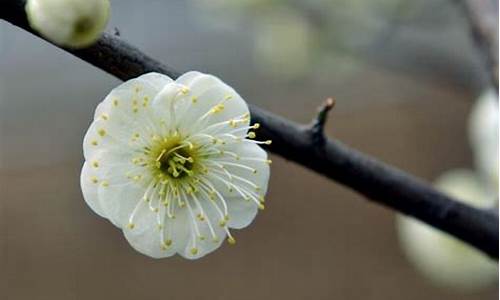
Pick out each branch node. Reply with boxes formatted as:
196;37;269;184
310;97;335;145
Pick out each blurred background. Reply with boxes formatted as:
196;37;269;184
0;0;498;299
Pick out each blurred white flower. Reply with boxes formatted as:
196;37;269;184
397;170;497;291
81;71;271;259
253;7;316;80
25;0;110;48
468;89;499;194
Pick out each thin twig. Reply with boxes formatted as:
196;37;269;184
310;97;335;146
1;0;498;258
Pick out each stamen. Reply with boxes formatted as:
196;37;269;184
198;178;229;216
191;190;219;241
213;160;257;173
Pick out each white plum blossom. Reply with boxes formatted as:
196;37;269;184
468;89;499;195
81;71;271;259
397;170;497;291
26;0;110;48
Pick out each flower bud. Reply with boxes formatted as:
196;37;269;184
25;0;110;48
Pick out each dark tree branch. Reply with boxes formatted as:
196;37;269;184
1;0;498;258
455;0;499;90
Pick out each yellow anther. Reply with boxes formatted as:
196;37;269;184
164;240;172;247
112;99;119;106
91;140;98;146
247;132;256;139
253;123;260;129
157;224;163;230
127;223;135;229
92;161;99;168
132;107;139;113
100;113;109;121
134;86;142;93
227;236;236;245
191;96;198;103
224;94;233;100
266;159;272;164
180;86;189;94
219;219;227;227
199;236;206;241
258;203;265;210
97;128;106;137
190;247;198;255
90;176;99;184
211;104;225;113
252;169;257;174
101;180;109;187
153;207;159;213
264;140;272;145
229;119;237;128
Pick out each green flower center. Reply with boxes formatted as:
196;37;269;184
147;134;200;181
158;146;194;179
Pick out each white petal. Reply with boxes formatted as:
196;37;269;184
123;204;182;258
80;162;107;218
217;142;269;229
97;181;144;228
149;82;189;131
223;142;270;195
82;119;133;160
177;196;226;259
176;70;204;86
92;73;172;138
225;196;259;230
137;72;174;90
152;72;250;135
170;208;191;254
92;150;151;227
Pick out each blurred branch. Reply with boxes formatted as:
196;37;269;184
1;0;498;259
455;0;499;90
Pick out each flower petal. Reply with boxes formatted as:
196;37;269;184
177;195;226;259
216;142;270;229
152;72;250;136
91;73;173;143
123;204;186;258
80;161;107;218
225;196;259;230
91;149;151;227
